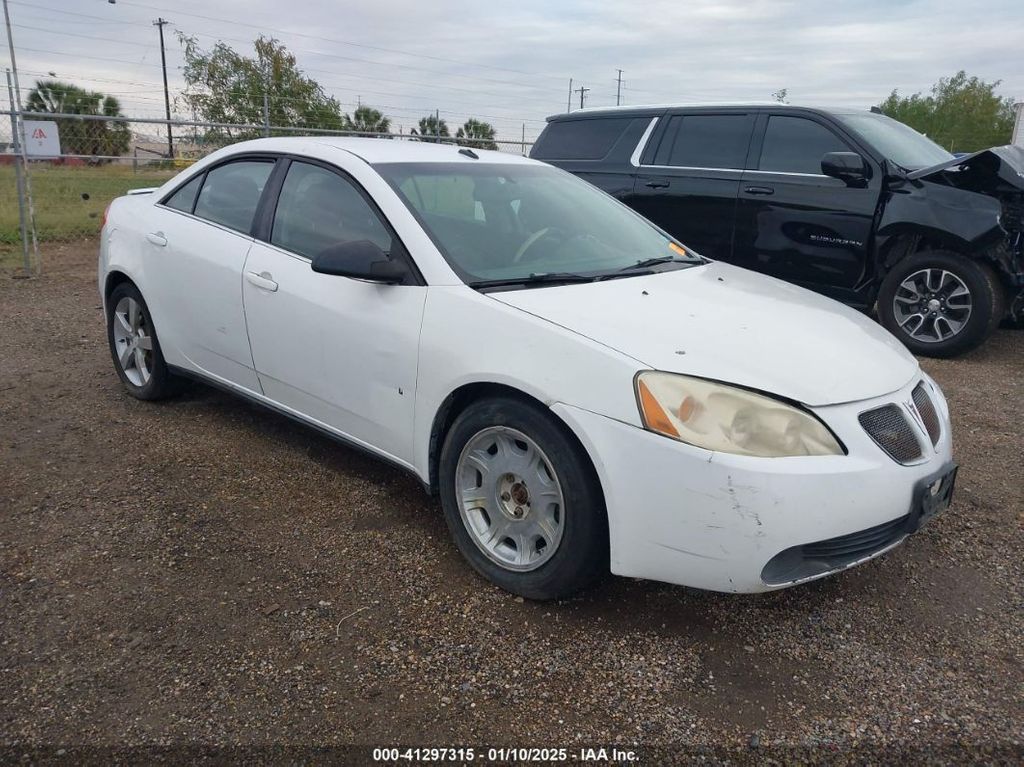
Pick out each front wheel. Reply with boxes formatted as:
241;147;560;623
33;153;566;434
438;397;608;600
877;251;1005;358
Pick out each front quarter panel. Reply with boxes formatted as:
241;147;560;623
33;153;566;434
413;286;645;480
878;181;1005;254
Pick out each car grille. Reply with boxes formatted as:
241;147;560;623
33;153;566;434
858;404;922;464
761;514;910;585
911;383;941;446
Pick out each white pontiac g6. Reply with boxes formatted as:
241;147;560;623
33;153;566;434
99;138;956;599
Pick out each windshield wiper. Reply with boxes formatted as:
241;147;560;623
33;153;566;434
469;272;596;290
618;255;691;271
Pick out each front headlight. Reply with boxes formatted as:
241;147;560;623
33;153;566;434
635;371;844;457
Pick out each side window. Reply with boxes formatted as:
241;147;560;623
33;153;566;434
531;117;635;161
654;114;753;169
271;161;394;259
163;173;203;213
193;160;274;234
759;116;850;175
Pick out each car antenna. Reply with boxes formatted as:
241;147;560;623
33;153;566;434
458;148;479;159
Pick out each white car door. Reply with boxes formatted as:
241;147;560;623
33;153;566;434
241;158;427;466
149;158;276;391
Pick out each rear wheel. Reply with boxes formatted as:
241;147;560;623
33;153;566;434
877;251;1005;357
438;397;607;600
106;282;182;400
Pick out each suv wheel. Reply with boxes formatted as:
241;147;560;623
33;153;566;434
877;251;1005;357
106;282;182;400
438;397;608;600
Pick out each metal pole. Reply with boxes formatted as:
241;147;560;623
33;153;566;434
435;108;439;142
6;68;29;274
3;0;23;109
4;2;37;274
263;93;270;137
521;123;526;156
153;18;173;158
567;78;572;113
616;69;623;106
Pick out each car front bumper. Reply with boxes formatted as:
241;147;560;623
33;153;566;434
553;373;954;593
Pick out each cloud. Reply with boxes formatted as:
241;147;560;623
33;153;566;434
4;0;1022;142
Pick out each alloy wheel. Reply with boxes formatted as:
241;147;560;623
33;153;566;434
455;426;565;572
892;268;972;343
112;296;154;387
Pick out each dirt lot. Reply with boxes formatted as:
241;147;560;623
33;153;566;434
1;242;1022;762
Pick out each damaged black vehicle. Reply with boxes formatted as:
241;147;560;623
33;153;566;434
531;105;1024;357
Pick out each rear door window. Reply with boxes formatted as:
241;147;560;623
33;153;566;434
193;160;274;234
532;117;634;160
652;114;754;169
163;174;203;213
758;116;850;174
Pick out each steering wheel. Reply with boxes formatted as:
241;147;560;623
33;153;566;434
513;227;567;264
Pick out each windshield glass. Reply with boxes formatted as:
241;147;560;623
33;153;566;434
837;113;954;171
374;162;701;286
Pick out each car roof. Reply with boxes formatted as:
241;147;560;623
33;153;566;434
545;103;860;121
212;136;537;165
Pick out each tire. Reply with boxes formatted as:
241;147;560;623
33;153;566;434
877;250;1006;358
106;282;182;400
438;396;608;600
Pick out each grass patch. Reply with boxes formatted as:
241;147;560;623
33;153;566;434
0;163;177;244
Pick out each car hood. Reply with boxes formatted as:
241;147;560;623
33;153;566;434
906;145;1024;193
490;261;919;407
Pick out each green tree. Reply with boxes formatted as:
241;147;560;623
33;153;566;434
349;106;390;137
25;79;130;158
179;34;348;136
412;114;450;143
455;118;497;150
878;71;1016;153
771;88;788;104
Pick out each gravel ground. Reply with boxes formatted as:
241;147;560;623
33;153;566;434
1;242;1022;763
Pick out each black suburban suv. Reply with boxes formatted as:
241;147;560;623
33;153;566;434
530;104;1024;357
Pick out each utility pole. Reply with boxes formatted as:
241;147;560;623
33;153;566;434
153;18;173;158
616;69;624;106
567;78;572;113
575;85;589;110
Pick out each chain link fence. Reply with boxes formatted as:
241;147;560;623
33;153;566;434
1;111;534;274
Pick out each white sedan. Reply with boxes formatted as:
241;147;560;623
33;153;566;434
98;137;956;600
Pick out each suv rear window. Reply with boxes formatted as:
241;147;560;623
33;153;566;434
531;117;634;160
652;114;753;169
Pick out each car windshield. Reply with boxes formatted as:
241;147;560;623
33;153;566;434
836;112;954;171
374;161;702;287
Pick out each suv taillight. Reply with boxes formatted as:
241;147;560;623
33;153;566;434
101;203;112;231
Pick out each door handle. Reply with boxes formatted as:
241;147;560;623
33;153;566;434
744;185;775;196
146;231;168;247
645;180;670;189
246;271;278;292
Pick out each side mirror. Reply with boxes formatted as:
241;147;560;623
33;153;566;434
311;240;409;284
821;152;869;186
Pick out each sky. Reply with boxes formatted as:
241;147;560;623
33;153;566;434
3;0;1023;144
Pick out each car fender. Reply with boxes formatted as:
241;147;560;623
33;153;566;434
413;285;646;486
876;182;1005;258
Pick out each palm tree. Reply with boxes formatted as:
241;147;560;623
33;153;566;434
349;106;391;137
411;114;450;143
456;118;498;150
26;79;130;158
